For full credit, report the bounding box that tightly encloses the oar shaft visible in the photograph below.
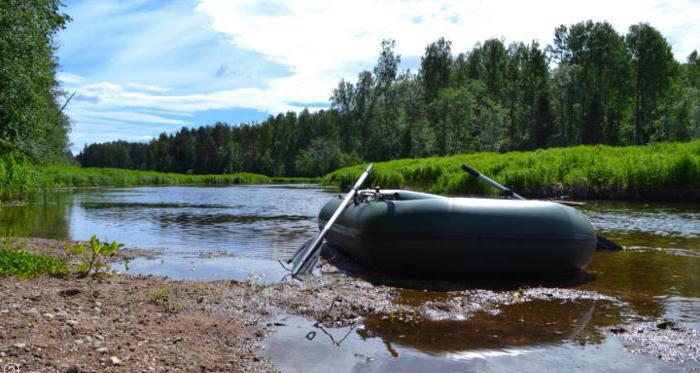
[291,164,373,275]
[461,164,524,200]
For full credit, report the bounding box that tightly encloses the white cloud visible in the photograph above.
[196,0,700,106]
[57,72,85,85]
[125,83,173,93]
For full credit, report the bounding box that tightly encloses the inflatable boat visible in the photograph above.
[319,189,596,276]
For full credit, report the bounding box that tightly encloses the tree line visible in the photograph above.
[78,20,700,177]
[0,0,72,163]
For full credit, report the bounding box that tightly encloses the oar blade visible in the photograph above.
[287,163,374,277]
[290,237,318,275]
[296,242,321,274]
[596,235,623,251]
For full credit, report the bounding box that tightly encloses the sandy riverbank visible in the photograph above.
[1,238,698,372]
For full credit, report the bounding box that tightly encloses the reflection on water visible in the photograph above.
[265,313,678,373]
[0,185,333,260]
[1,187,699,371]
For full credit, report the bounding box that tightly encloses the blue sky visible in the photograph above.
[57,0,700,153]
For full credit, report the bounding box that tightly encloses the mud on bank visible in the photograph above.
[1,238,699,371]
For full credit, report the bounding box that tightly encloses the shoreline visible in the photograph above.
[1,238,699,371]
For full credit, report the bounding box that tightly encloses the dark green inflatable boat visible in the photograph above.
[319,189,596,276]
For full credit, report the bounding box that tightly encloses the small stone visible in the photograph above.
[109,356,121,366]
[96,347,108,354]
[65,364,80,373]
[13,343,27,349]
[44,313,55,319]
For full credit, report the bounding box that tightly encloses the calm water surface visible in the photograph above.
[1,185,699,372]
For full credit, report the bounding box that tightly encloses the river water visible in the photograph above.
[1,185,699,371]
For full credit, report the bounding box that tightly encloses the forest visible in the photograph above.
[77,21,700,177]
[1,1,699,179]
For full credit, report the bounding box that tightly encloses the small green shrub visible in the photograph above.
[147,288,182,313]
[148,288,170,303]
[0,248,68,279]
[65,235,126,278]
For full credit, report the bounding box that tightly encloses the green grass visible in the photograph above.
[323,140,700,201]
[37,165,273,188]
[0,155,39,201]
[271,176,320,183]
[0,158,279,202]
[0,248,68,278]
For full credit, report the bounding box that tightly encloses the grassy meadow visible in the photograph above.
[323,140,700,201]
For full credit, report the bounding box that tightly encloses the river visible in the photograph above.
[1,185,698,371]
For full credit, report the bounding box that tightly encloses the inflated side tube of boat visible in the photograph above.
[318,190,596,277]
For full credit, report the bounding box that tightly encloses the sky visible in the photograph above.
[56,0,700,153]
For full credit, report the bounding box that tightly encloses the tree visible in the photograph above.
[0,0,71,162]
[552,21,631,144]
[626,23,676,143]
[420,38,453,104]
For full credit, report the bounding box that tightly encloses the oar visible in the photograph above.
[288,164,374,275]
[461,164,622,251]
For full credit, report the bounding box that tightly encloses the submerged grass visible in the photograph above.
[323,140,700,201]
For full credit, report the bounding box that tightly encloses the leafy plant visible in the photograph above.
[147,288,182,313]
[148,288,170,303]
[65,235,126,278]
[0,248,68,279]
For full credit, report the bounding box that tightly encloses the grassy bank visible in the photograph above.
[38,165,272,188]
[323,140,700,201]
[0,158,277,202]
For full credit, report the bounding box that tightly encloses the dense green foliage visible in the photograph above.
[77,21,700,177]
[0,0,72,163]
[323,140,700,201]
[0,248,68,278]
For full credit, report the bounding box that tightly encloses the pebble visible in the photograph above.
[109,356,122,366]
[96,347,108,354]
